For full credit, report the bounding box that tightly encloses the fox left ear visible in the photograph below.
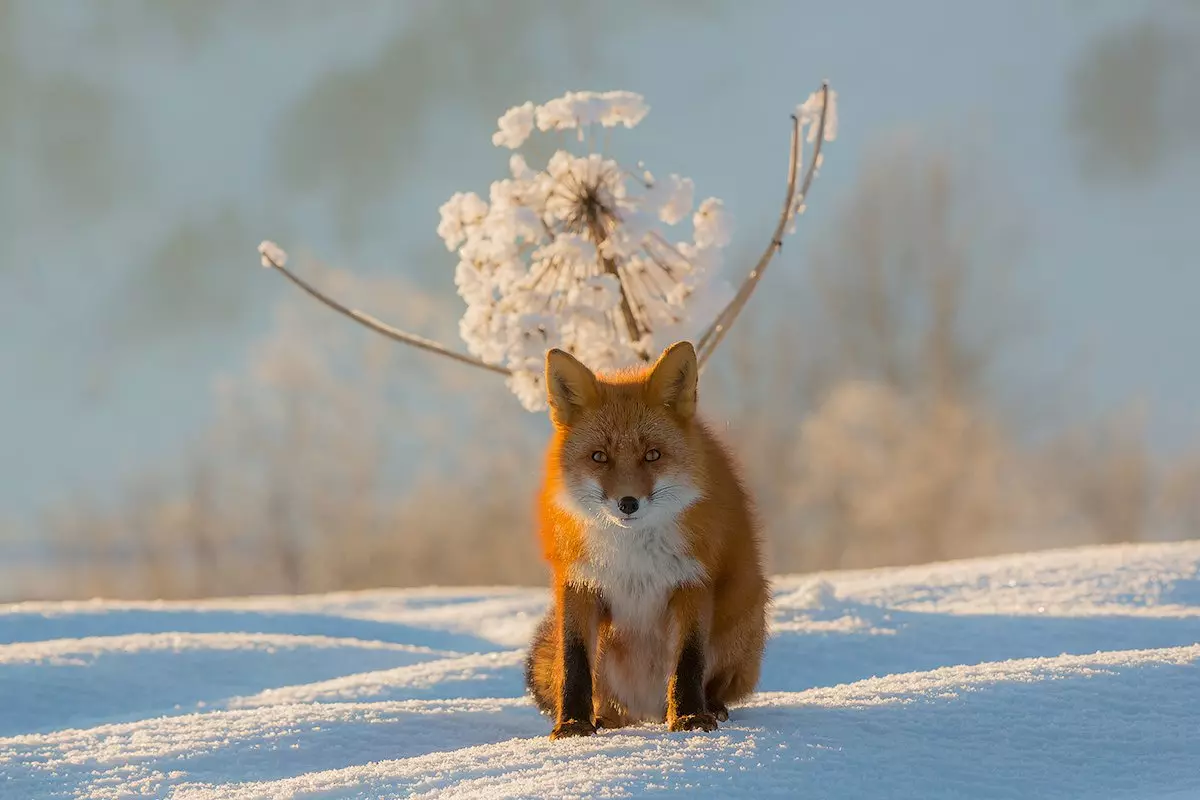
[647,341,698,420]
[545,348,599,427]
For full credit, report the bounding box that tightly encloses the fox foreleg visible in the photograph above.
[550,583,600,739]
[666,584,718,732]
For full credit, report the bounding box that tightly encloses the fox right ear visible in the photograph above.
[647,340,698,420]
[545,348,598,426]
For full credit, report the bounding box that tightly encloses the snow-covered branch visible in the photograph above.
[255,82,837,410]
[257,242,511,376]
[696,82,835,371]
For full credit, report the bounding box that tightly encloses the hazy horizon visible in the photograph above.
[3,1,1198,566]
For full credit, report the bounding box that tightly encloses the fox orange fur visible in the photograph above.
[524,340,769,738]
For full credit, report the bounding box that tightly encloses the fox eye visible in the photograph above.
[644,449,661,462]
[591,451,608,463]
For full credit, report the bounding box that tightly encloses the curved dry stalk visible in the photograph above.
[696,82,830,371]
[260,251,512,376]
[258,83,829,388]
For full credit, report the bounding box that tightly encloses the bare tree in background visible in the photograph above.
[1157,449,1200,540]
[754,137,1194,572]
[1044,410,1154,546]
[1066,5,1200,183]
[33,134,1199,601]
[705,139,1042,572]
[42,262,548,599]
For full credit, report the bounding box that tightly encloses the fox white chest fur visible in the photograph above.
[569,521,706,628]
[567,519,707,720]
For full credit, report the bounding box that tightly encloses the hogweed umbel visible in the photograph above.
[257,82,837,412]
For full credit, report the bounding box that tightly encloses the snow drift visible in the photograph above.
[3,541,1199,798]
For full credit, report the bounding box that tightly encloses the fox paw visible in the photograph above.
[595,710,630,730]
[550,719,598,739]
[668,712,719,732]
[709,702,730,722]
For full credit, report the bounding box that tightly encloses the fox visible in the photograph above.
[524,339,769,738]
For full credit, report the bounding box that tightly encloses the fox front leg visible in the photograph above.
[666,586,719,733]
[551,584,599,739]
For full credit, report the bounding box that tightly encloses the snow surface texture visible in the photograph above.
[3,541,1200,799]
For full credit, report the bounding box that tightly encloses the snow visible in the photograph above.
[3,541,1200,798]
[257,240,287,269]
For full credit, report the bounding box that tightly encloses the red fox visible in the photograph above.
[524,340,769,738]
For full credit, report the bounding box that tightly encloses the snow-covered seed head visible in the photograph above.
[436,86,837,411]
[440,89,736,412]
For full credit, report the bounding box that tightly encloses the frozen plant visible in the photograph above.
[257,83,836,412]
[438,90,745,410]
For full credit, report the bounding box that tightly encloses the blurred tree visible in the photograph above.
[275,0,716,240]
[803,139,1024,407]
[1066,3,1200,183]
[29,132,1199,599]
[1045,409,1153,545]
[43,261,552,599]
[103,205,254,347]
[1157,448,1200,539]
[0,0,126,222]
[1,1,716,343]
[768,140,1035,569]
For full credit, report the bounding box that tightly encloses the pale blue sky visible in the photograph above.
[2,1,1197,540]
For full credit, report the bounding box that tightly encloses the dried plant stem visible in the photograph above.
[262,252,511,376]
[696,82,830,371]
[257,83,829,384]
[587,216,648,360]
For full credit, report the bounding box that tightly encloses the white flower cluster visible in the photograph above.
[439,89,738,411]
[490,91,649,149]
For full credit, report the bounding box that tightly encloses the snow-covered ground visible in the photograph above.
[3,541,1199,799]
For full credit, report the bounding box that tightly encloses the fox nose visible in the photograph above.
[617,496,639,516]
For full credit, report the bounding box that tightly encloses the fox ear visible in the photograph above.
[647,341,698,420]
[545,348,599,426]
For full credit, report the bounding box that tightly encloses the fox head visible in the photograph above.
[544,341,705,530]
